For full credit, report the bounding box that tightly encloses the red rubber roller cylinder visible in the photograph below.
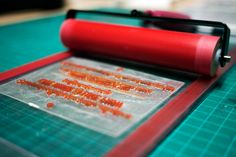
[60,19,220,76]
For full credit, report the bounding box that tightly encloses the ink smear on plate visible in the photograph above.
[0,57,184,137]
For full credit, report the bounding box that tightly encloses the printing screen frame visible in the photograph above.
[0,49,235,156]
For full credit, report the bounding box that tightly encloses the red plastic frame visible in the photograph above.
[0,51,72,83]
[0,49,235,157]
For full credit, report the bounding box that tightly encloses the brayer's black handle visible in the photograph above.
[65,9,231,67]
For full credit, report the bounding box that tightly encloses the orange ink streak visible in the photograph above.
[16,79,131,119]
[61,67,153,94]
[38,79,73,92]
[116,67,124,72]
[47,102,55,109]
[62,79,112,95]
[61,61,176,92]
[98,104,132,119]
[38,79,123,108]
[16,79,96,107]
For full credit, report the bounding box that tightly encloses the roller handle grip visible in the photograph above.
[143,10,196,32]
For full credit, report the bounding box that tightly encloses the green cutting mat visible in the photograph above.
[0,9,236,157]
[150,66,236,157]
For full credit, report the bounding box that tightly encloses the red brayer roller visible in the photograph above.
[60,10,231,76]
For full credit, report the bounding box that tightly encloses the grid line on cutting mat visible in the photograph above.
[150,65,236,157]
[0,94,119,157]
